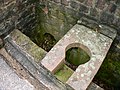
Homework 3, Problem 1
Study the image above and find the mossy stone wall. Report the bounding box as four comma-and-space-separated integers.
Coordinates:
32, 0, 120, 89
0, 0, 36, 37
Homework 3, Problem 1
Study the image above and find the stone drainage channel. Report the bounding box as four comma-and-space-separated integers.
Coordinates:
0, 22, 116, 90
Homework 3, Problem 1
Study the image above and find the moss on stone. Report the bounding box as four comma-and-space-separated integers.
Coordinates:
10, 30, 47, 63
94, 52, 120, 89
54, 65, 74, 83
65, 47, 90, 66
31, 1, 77, 46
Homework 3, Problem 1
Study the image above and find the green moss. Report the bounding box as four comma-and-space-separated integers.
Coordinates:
94, 52, 120, 89
28, 44, 47, 62
11, 30, 47, 63
54, 65, 74, 83
65, 47, 90, 66
30, 4, 46, 45
29, 4, 57, 51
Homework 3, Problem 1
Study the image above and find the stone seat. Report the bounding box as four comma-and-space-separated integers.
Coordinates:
41, 24, 113, 90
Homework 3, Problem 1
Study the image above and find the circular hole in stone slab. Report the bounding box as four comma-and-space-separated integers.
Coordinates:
65, 43, 91, 70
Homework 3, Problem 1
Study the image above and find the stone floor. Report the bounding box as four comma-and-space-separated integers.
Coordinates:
0, 54, 34, 90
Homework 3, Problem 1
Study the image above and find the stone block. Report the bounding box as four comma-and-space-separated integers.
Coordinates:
115, 7, 120, 18
70, 1, 80, 10
0, 0, 35, 36
0, 1, 16, 23
96, 0, 106, 10
9, 29, 47, 63
116, 0, 120, 5
49, 5, 65, 20
76, 0, 85, 3
66, 15, 77, 24
54, 0, 61, 3
106, 3, 117, 14
90, 8, 100, 19
65, 7, 79, 19
79, 4, 89, 14
87, 82, 104, 90
85, 0, 94, 7
61, 0, 69, 6
0, 38, 4, 49
0, 22, 5, 31
100, 11, 114, 25
0, 17, 15, 36
113, 17, 120, 29
78, 17, 117, 40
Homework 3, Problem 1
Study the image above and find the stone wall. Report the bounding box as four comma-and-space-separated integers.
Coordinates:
35, 0, 120, 58
0, 0, 120, 89
0, 0, 16, 36
16, 0, 36, 35
0, 0, 36, 37
48, 0, 120, 29
34, 0, 120, 47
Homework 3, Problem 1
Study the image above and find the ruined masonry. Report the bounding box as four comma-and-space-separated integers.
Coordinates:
0, 0, 120, 90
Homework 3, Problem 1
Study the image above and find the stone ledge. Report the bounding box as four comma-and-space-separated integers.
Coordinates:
9, 29, 47, 63
77, 17, 117, 40
3, 30, 73, 90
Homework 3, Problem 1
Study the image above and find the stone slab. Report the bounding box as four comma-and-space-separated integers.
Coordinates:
41, 24, 113, 90
9, 29, 47, 63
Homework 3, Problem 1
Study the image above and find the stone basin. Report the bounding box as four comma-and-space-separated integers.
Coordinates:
41, 24, 113, 90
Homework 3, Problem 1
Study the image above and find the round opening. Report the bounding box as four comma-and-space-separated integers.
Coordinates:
65, 43, 91, 70
42, 33, 56, 51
